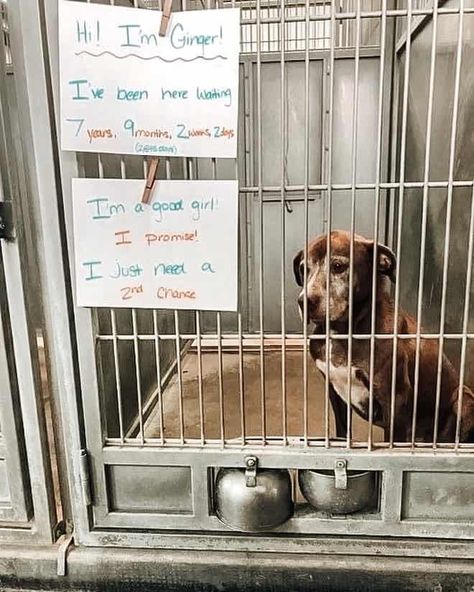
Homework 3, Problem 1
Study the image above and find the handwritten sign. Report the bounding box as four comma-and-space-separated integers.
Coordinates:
59, 1, 239, 157
72, 179, 238, 311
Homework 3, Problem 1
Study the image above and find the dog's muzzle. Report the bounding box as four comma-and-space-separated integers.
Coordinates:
298, 295, 322, 322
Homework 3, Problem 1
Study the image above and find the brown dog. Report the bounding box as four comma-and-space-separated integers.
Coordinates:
293, 230, 474, 443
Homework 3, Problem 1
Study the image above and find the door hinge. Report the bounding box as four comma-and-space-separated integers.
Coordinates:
79, 449, 92, 506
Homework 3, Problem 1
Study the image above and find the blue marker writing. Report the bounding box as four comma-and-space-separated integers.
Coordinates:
83, 261, 103, 280
201, 262, 216, 273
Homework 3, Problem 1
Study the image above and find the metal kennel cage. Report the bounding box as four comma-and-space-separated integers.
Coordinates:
3, 0, 474, 550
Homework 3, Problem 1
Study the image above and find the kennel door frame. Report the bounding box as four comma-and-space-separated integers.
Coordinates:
0, 7, 57, 543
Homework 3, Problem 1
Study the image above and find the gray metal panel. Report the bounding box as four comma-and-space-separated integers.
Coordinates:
86, 446, 474, 540
253, 60, 322, 188
248, 58, 324, 333
402, 471, 474, 521
332, 58, 379, 186
106, 465, 193, 513
330, 57, 386, 239
77, 528, 474, 555
255, 199, 326, 333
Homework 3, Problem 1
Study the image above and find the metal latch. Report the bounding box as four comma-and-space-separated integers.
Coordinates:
0, 202, 14, 240
79, 449, 92, 505
245, 455, 257, 487
57, 533, 74, 576
334, 459, 347, 490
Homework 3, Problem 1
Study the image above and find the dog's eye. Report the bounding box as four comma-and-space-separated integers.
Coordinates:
331, 260, 347, 274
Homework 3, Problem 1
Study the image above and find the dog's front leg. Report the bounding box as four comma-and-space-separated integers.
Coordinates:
329, 383, 348, 438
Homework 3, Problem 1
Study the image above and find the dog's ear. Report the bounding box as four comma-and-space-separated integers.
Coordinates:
362, 241, 396, 283
376, 244, 396, 282
293, 250, 304, 287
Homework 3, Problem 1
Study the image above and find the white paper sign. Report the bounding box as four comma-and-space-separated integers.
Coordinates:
72, 179, 238, 311
59, 1, 239, 157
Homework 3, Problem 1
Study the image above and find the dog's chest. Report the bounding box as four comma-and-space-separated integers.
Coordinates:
315, 359, 369, 414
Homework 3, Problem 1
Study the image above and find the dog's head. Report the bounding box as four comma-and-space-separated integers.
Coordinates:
293, 231, 396, 324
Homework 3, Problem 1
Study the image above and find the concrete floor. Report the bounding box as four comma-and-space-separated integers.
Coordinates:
145, 349, 383, 443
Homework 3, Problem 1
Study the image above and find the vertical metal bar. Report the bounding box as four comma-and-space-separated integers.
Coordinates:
455, 184, 474, 448
389, 0, 412, 446
238, 313, 246, 444
301, 0, 311, 447
368, 0, 387, 451
117, 150, 146, 446
97, 154, 104, 178
131, 309, 145, 445
110, 311, 124, 443
411, 2, 438, 450
107, 157, 129, 443
433, 0, 465, 447
345, 0, 350, 48
160, 151, 185, 446
251, 7, 255, 54
96, 153, 122, 443
174, 310, 185, 444
236, 4, 245, 446
386, 34, 400, 250
324, 1, 336, 447
152, 310, 165, 445
280, 0, 287, 446
256, 0, 266, 445
195, 311, 205, 446
346, 0, 361, 448
217, 311, 225, 446
209, 154, 225, 447
186, 158, 205, 446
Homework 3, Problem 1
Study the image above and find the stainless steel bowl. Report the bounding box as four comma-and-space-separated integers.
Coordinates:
214, 466, 293, 532
298, 468, 375, 515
